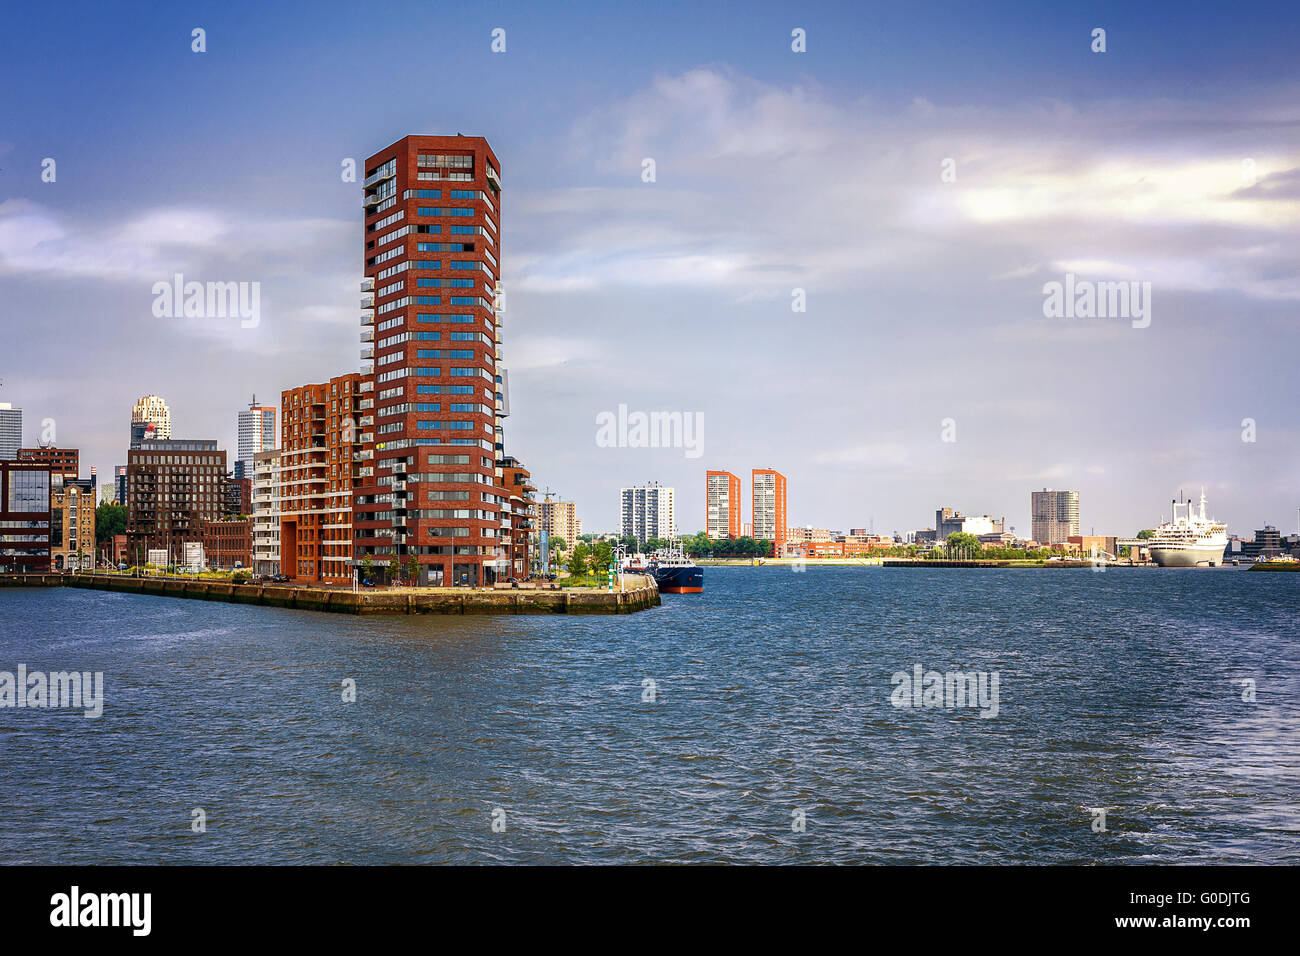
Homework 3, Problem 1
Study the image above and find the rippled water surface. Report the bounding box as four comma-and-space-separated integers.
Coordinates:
1, 567, 1297, 864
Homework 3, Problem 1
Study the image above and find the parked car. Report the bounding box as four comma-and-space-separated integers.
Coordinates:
270, 573, 290, 583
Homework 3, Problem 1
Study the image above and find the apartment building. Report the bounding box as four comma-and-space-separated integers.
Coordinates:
251, 448, 281, 577
354, 134, 521, 587
539, 496, 581, 545
621, 482, 675, 543
499, 455, 536, 579
705, 470, 742, 540
1031, 489, 1080, 545
125, 439, 227, 566
280, 373, 362, 584
752, 468, 787, 555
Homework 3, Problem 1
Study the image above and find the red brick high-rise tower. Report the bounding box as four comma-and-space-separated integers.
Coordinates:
354, 135, 524, 586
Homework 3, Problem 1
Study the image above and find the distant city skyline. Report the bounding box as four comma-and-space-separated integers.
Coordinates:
2, 0, 1297, 535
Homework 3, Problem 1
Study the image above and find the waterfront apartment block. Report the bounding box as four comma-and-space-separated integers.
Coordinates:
280, 373, 362, 584
130, 394, 171, 449
539, 496, 581, 545
751, 468, 787, 554
50, 475, 96, 570
251, 448, 281, 577
621, 482, 675, 543
936, 507, 1005, 539
237, 395, 277, 471
0, 459, 51, 572
499, 456, 536, 579
705, 470, 742, 539
125, 440, 227, 566
0, 404, 21, 460
1031, 488, 1080, 545
353, 134, 519, 587
203, 517, 253, 570
17, 446, 78, 478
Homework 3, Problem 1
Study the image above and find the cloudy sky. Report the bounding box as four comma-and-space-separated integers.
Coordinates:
2, 0, 1297, 537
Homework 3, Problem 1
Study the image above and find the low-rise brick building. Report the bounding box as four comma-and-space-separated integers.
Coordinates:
203, 517, 253, 570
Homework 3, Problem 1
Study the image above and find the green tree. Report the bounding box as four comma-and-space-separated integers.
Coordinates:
550, 536, 567, 554
568, 542, 590, 578
95, 502, 126, 548
1137, 529, 1155, 539
682, 532, 710, 557
591, 541, 614, 577
946, 531, 982, 559
361, 556, 375, 584
405, 555, 419, 585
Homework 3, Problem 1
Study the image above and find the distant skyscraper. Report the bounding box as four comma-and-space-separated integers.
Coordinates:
1031, 489, 1080, 544
114, 465, 128, 506
0, 403, 21, 460
621, 483, 675, 543
751, 468, 787, 554
705, 470, 742, 539
130, 395, 171, 449
237, 395, 276, 469
540, 496, 582, 546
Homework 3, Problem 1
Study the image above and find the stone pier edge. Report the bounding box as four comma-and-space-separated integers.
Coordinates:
0, 573, 661, 615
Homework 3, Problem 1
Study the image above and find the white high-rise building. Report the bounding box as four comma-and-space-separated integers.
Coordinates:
620, 482, 675, 543
0, 403, 21, 460
251, 448, 281, 577
1031, 489, 1080, 544
238, 396, 277, 469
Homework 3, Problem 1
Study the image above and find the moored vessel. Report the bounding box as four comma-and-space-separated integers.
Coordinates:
1148, 490, 1228, 567
632, 541, 704, 593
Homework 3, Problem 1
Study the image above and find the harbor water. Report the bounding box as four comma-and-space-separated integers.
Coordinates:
0, 566, 1296, 864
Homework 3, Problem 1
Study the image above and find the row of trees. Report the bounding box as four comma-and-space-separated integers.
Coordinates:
875, 532, 1054, 561
680, 533, 774, 557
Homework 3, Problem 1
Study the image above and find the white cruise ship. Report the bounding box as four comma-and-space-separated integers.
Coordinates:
1147, 490, 1228, 567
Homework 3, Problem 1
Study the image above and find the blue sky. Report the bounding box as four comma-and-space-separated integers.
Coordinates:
2, 0, 1298, 536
